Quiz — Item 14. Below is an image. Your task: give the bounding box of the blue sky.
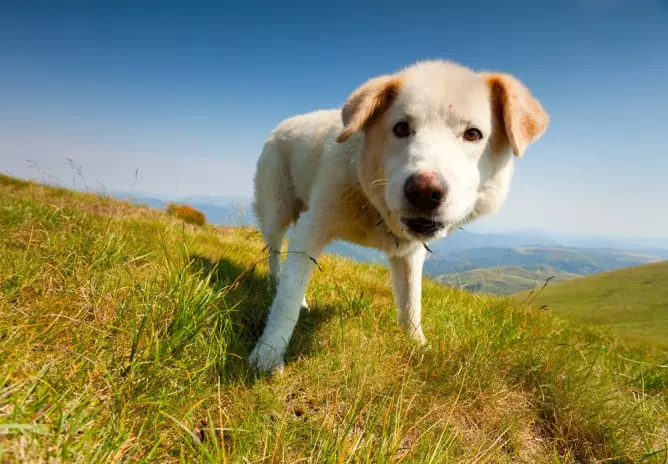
[1,0,667,239]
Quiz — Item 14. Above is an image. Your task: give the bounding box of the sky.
[1,0,667,239]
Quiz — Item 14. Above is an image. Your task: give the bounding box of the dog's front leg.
[250,211,326,373]
[388,245,427,345]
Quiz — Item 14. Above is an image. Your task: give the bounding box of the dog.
[249,60,548,372]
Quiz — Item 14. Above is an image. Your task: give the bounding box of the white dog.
[249,60,548,372]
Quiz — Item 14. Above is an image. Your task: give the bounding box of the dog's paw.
[400,323,428,346]
[410,328,428,347]
[300,297,309,311]
[248,340,286,374]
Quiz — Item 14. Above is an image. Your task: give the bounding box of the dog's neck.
[331,182,421,257]
[359,200,421,258]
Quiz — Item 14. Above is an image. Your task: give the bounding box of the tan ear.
[482,73,549,156]
[336,75,402,143]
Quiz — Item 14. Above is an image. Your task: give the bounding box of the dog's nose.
[404,172,446,212]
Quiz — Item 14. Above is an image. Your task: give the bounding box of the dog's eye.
[463,128,483,142]
[392,121,411,138]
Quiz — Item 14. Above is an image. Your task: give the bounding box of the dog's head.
[336,60,548,242]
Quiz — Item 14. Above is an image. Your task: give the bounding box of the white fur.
[249,60,548,372]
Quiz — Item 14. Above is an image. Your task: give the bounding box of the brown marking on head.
[336,75,403,143]
[351,94,395,223]
[482,73,549,157]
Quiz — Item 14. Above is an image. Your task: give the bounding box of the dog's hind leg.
[253,141,300,289]
[261,216,310,310]
[264,224,288,285]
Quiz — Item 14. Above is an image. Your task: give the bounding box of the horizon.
[11,174,668,249]
[2,0,668,239]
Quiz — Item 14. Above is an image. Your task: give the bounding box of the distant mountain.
[324,241,386,263]
[469,228,668,258]
[435,265,581,295]
[427,245,663,295]
[185,201,254,226]
[426,228,561,255]
[177,194,254,209]
[557,235,668,253]
[424,245,661,276]
[112,193,255,226]
[118,194,166,210]
[324,228,564,264]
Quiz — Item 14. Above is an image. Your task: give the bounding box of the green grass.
[0,173,666,463]
[436,265,582,295]
[514,262,668,350]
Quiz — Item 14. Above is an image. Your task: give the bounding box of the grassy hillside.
[0,173,666,463]
[436,265,581,295]
[515,262,668,349]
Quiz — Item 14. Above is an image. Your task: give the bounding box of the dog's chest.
[328,185,417,257]
[369,223,417,257]
[346,207,416,257]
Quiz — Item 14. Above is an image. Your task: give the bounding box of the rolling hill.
[515,261,668,348]
[2,173,665,462]
[435,265,582,295]
[425,245,662,295]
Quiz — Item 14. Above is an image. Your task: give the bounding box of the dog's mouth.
[400,217,445,238]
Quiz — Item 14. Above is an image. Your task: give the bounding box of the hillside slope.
[436,265,581,295]
[0,174,666,463]
[515,262,668,349]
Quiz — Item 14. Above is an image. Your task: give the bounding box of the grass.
[166,203,207,226]
[514,262,668,350]
[0,172,666,463]
[436,265,582,295]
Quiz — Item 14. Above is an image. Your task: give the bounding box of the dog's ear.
[482,73,549,157]
[336,75,402,143]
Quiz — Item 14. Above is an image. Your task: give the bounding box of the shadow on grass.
[190,254,336,382]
